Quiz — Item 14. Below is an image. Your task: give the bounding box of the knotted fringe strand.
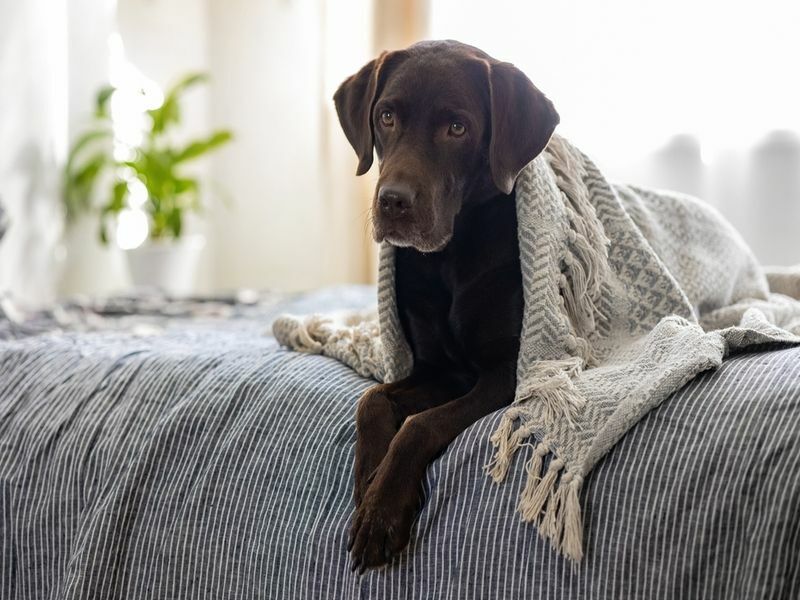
[487,359,584,485]
[559,220,609,367]
[483,325,588,556]
[515,443,586,563]
[545,135,610,297]
[484,410,538,483]
[272,315,326,353]
[540,473,568,542]
[519,456,563,521]
[517,444,550,519]
[562,475,585,562]
[562,205,608,304]
[559,268,595,356]
[485,414,517,482]
[515,358,586,429]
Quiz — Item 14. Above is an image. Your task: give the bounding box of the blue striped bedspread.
[1,287,799,599]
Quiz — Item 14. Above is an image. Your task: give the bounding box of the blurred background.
[1,0,799,307]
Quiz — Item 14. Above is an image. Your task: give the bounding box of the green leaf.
[173,130,233,163]
[148,99,172,135]
[95,85,116,118]
[104,180,128,214]
[63,129,114,220]
[147,72,208,135]
[71,153,107,188]
[167,72,208,97]
[150,213,162,238]
[173,178,199,194]
[66,128,112,170]
[148,96,178,135]
[167,208,182,238]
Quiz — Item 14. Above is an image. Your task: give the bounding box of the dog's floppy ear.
[333,52,392,176]
[486,61,560,194]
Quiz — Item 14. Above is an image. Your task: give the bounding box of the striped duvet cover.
[0,287,798,599]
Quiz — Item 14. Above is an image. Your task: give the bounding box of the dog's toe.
[348,495,415,571]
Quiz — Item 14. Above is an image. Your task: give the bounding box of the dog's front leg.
[353,371,463,507]
[349,362,516,571]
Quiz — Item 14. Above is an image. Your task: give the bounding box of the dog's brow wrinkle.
[377,97,407,113]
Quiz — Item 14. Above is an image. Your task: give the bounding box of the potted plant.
[64,72,232,295]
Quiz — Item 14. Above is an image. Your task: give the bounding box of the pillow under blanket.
[273,135,800,562]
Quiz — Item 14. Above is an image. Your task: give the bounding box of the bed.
[1,286,798,599]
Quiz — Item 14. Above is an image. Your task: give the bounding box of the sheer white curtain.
[429,0,800,265]
[0,0,121,306]
[0,0,68,306]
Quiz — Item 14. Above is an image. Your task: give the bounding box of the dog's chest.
[394,194,524,372]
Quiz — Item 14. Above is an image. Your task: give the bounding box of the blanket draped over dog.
[272,135,800,562]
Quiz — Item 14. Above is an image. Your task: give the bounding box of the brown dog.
[334,40,559,571]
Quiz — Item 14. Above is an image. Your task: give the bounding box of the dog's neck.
[447,179,513,248]
[463,170,507,208]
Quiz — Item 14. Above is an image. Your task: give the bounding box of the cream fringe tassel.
[486,425,585,563]
[483,137,608,563]
[271,310,385,380]
[485,355,588,562]
[546,135,611,361]
[514,358,586,429]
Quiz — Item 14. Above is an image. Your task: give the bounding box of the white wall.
[206,0,374,292]
[207,0,320,291]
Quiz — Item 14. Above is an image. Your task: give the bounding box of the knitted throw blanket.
[273,136,800,562]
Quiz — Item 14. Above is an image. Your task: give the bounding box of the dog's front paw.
[347,484,418,572]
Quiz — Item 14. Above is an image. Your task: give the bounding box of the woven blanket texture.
[273,135,800,562]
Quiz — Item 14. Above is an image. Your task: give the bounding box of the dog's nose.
[378,185,413,220]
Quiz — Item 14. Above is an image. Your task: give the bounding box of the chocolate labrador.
[334,40,559,571]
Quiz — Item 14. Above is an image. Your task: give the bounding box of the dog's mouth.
[373,220,452,253]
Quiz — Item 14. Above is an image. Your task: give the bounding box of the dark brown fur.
[334,40,559,571]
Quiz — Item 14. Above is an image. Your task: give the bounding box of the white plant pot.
[59,215,130,299]
[125,235,205,296]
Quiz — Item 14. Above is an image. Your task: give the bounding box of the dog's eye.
[449,122,466,137]
[380,111,394,127]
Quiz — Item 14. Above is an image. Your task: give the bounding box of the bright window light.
[115,208,149,250]
[430,0,800,162]
[126,177,148,209]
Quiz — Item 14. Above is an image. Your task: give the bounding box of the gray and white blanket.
[274,135,800,561]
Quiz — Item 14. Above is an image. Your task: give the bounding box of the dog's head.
[334,40,559,252]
